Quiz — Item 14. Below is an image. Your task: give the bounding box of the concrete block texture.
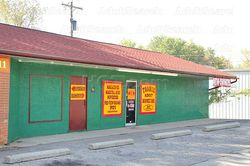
[88,138,134,150]
[151,129,193,140]
[202,122,240,132]
[3,148,71,164]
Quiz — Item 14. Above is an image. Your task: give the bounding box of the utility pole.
[62,1,82,37]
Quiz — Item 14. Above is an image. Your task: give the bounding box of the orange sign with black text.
[140,83,157,114]
[0,56,10,73]
[70,85,86,100]
[102,80,123,117]
[127,88,136,100]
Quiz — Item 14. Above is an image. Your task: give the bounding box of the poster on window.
[102,80,123,116]
[140,82,156,114]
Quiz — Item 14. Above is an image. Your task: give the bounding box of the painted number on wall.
[140,83,157,114]
[0,56,10,73]
[102,80,123,116]
[0,60,6,68]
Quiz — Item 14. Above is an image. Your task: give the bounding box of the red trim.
[140,112,156,115]
[102,80,123,117]
[140,82,157,115]
[102,113,123,117]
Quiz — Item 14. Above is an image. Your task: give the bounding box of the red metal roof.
[0,23,235,78]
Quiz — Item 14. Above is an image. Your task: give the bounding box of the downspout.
[209,78,238,91]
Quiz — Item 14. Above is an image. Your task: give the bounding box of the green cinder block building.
[0,23,235,144]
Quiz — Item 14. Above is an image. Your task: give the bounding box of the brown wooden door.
[69,76,87,131]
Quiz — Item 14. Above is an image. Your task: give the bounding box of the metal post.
[70,1,73,37]
[62,1,83,37]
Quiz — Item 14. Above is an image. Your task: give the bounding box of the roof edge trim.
[0,49,237,79]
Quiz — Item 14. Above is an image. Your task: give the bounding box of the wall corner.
[0,56,10,145]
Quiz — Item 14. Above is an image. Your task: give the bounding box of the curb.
[4,119,231,149]
[202,122,240,132]
[3,148,71,164]
[151,129,192,140]
[88,139,134,150]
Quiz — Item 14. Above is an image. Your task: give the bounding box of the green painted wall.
[8,59,208,142]
[30,75,63,122]
[8,60,20,142]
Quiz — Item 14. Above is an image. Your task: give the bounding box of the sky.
[37,0,250,65]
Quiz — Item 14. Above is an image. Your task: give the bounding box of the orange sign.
[0,56,10,73]
[102,80,123,116]
[140,83,157,114]
[127,88,136,100]
[70,85,86,100]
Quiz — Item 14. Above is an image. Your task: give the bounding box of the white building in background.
[209,69,250,119]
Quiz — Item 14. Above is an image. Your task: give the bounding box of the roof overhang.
[0,48,237,79]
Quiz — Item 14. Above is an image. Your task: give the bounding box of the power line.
[62,1,82,37]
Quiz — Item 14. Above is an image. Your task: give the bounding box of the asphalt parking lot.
[1,120,250,166]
